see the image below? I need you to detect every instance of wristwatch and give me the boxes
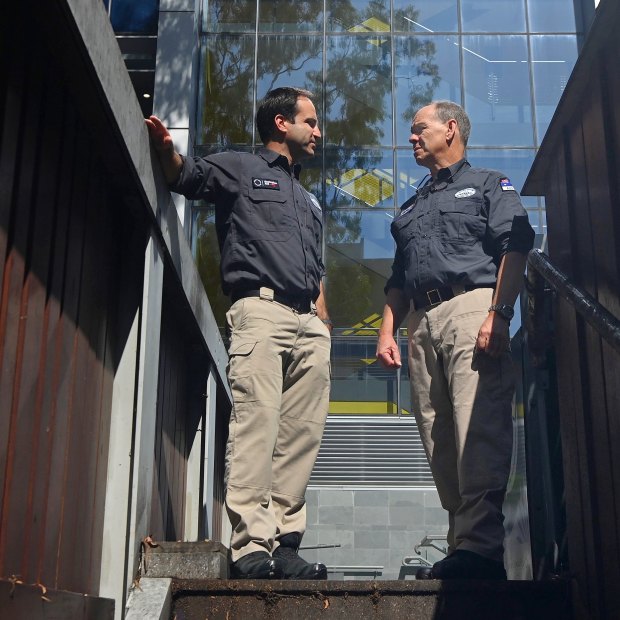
[488,303,514,322]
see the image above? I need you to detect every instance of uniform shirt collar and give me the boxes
[436,158,470,183]
[259,147,301,179]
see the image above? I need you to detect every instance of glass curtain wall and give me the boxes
[192,0,578,484]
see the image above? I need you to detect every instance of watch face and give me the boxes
[491,304,514,320]
[498,305,514,320]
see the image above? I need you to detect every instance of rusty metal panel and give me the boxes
[0,12,130,597]
[2,0,232,607]
[0,579,114,620]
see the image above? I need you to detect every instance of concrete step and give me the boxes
[171,578,574,619]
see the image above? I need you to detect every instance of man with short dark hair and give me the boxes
[377,101,534,580]
[146,87,331,580]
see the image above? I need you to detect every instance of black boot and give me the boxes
[273,533,328,580]
[430,550,507,580]
[415,566,434,580]
[230,551,285,579]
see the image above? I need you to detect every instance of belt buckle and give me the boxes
[426,289,442,306]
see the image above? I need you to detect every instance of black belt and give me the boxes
[411,285,491,311]
[232,289,313,313]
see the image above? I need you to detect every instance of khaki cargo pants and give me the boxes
[225,296,331,561]
[407,288,515,562]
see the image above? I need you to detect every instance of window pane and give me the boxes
[328,332,404,418]
[191,207,230,330]
[528,0,577,32]
[325,36,392,147]
[256,36,323,103]
[466,148,538,208]
[526,208,543,235]
[110,0,159,34]
[259,0,323,32]
[324,148,395,211]
[323,148,395,319]
[461,0,526,32]
[198,36,255,147]
[395,149,432,206]
[293,158,323,218]
[394,35,461,146]
[531,35,577,143]
[327,0,390,33]
[393,0,458,33]
[202,0,256,33]
[325,208,395,327]
[463,35,533,146]
[398,328,412,415]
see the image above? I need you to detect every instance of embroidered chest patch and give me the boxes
[253,178,280,190]
[455,188,476,198]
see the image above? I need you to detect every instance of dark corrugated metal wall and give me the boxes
[1,1,231,605]
[523,1,620,617]
[149,273,227,543]
[0,32,145,594]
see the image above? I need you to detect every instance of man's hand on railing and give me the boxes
[145,115,183,184]
[145,115,174,151]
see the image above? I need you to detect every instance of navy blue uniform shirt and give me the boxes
[171,147,325,301]
[385,159,535,298]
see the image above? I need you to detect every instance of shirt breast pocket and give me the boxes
[439,198,485,253]
[248,189,295,238]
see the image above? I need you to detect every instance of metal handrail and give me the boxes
[414,534,448,556]
[326,565,384,579]
[526,249,620,358]
[326,565,384,571]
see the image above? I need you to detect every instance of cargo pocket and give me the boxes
[228,340,258,402]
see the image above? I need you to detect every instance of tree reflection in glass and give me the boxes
[256,36,323,103]
[259,0,323,32]
[192,207,230,331]
[200,36,255,147]
[203,0,257,33]
[196,0,447,329]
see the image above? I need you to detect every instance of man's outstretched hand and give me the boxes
[144,115,183,183]
[145,115,174,152]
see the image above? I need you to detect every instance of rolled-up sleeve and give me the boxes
[485,174,535,258]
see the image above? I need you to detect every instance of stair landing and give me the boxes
[171,578,573,619]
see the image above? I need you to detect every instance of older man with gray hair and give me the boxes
[377,101,534,580]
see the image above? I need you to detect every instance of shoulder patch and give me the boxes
[455,188,476,198]
[500,178,516,192]
[304,190,322,211]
